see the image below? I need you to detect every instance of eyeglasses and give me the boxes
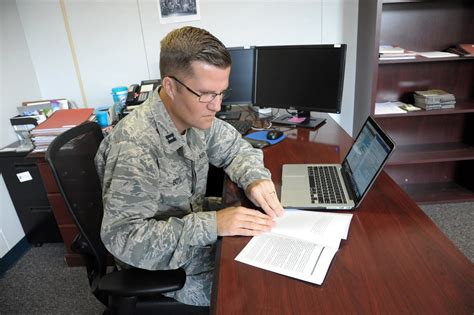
[169,76,231,103]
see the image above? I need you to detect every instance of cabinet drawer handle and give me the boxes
[14,163,37,169]
[29,206,51,213]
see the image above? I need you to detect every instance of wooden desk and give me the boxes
[212,115,474,314]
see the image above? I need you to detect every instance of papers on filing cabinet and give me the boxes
[235,209,353,285]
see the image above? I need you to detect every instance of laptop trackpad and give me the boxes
[283,177,307,190]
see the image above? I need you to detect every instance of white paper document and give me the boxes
[417,51,459,58]
[235,209,353,285]
[375,102,407,115]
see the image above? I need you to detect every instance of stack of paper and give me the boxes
[417,51,458,59]
[235,209,353,285]
[414,89,456,110]
[379,45,416,60]
[30,108,94,152]
[374,101,408,115]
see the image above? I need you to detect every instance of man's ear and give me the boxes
[162,77,176,100]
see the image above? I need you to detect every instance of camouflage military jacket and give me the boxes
[95,89,271,275]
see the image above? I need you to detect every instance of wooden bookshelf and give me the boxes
[379,55,474,64]
[389,143,474,165]
[354,0,474,204]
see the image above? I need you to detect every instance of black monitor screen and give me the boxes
[223,47,255,105]
[254,44,346,113]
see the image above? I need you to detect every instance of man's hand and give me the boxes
[216,206,275,236]
[245,179,285,218]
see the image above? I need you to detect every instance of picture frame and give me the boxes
[157,0,201,24]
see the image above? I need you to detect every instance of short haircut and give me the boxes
[159,26,231,79]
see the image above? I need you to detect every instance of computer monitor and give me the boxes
[217,47,255,120]
[223,46,255,105]
[254,44,346,128]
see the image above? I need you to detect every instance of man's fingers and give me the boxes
[236,228,265,237]
[239,220,273,232]
[231,207,275,233]
[253,191,284,218]
[237,206,274,220]
[216,205,278,237]
[239,210,275,228]
[266,193,285,216]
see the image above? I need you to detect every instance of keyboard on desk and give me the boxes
[226,120,253,135]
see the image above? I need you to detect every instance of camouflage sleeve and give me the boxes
[98,139,217,272]
[206,119,271,190]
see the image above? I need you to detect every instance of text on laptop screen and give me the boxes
[344,120,392,200]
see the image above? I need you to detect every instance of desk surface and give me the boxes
[212,115,474,314]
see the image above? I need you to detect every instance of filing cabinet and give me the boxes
[0,143,61,245]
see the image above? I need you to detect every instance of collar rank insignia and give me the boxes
[166,133,177,144]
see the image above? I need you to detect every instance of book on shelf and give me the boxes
[235,209,353,285]
[441,103,456,109]
[417,51,459,59]
[414,97,456,107]
[379,45,405,54]
[414,89,455,103]
[414,89,456,110]
[459,44,474,56]
[446,44,474,57]
[413,103,442,110]
[379,53,416,60]
[379,45,416,60]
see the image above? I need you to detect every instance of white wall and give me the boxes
[321,0,358,134]
[16,0,82,105]
[16,0,358,133]
[1,0,359,255]
[0,0,40,257]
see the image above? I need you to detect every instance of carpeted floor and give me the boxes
[419,202,473,262]
[0,243,105,314]
[0,202,472,314]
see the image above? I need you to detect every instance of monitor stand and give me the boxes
[272,112,326,129]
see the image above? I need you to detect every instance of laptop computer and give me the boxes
[281,116,395,210]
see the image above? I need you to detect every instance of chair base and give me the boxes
[108,294,209,315]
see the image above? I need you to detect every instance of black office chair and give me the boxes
[45,121,208,315]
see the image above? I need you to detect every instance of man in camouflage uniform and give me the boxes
[95,26,284,306]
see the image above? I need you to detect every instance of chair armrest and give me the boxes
[98,268,186,296]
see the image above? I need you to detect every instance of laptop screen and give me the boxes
[342,117,395,202]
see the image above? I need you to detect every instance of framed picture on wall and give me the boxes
[157,0,201,24]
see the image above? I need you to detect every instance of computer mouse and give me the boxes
[266,130,284,140]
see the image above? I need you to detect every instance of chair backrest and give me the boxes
[45,121,107,300]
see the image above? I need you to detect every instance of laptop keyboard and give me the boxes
[308,166,346,204]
